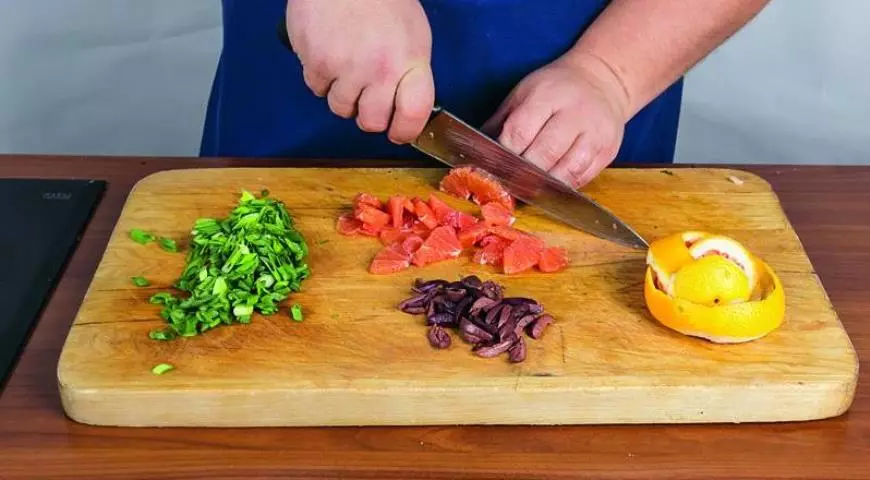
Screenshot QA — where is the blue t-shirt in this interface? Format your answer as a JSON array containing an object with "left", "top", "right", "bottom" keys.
[{"left": 201, "top": 0, "right": 682, "bottom": 164}]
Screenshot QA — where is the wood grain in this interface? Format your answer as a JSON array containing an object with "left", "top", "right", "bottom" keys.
[
  {"left": 0, "top": 155, "right": 867, "bottom": 479},
  {"left": 55, "top": 166, "right": 857, "bottom": 427}
]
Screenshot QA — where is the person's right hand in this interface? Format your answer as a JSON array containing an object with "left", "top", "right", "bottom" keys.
[{"left": 286, "top": 0, "right": 434, "bottom": 144}]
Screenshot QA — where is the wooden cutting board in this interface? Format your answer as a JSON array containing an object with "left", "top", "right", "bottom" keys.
[{"left": 57, "top": 167, "right": 858, "bottom": 427}]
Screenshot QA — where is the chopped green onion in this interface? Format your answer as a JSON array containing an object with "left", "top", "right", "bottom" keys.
[
  {"left": 147, "top": 190, "right": 309, "bottom": 340},
  {"left": 131, "top": 276, "right": 150, "bottom": 287},
  {"left": 158, "top": 237, "right": 179, "bottom": 252},
  {"left": 148, "top": 329, "right": 176, "bottom": 341},
  {"left": 290, "top": 304, "right": 303, "bottom": 322},
  {"left": 151, "top": 363, "right": 175, "bottom": 375},
  {"left": 130, "top": 228, "right": 155, "bottom": 245}
]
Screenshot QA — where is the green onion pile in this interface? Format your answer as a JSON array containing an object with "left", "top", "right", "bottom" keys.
[{"left": 147, "top": 190, "right": 310, "bottom": 340}]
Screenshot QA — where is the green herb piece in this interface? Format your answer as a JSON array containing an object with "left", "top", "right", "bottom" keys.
[
  {"left": 130, "top": 229, "right": 155, "bottom": 245},
  {"left": 131, "top": 276, "right": 150, "bottom": 287},
  {"left": 158, "top": 237, "right": 179, "bottom": 253},
  {"left": 151, "top": 363, "right": 175, "bottom": 375},
  {"left": 147, "top": 190, "right": 310, "bottom": 340},
  {"left": 260, "top": 188, "right": 270, "bottom": 197},
  {"left": 316, "top": 239, "right": 329, "bottom": 245},
  {"left": 290, "top": 304, "right": 303, "bottom": 322},
  {"left": 148, "top": 329, "right": 176, "bottom": 341}
]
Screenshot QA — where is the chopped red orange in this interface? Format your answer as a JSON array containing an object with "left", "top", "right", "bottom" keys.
[
  {"left": 503, "top": 237, "right": 544, "bottom": 274},
  {"left": 369, "top": 243, "right": 411, "bottom": 274},
  {"left": 538, "top": 247, "right": 569, "bottom": 273},
  {"left": 481, "top": 202, "right": 515, "bottom": 227},
  {"left": 413, "top": 199, "right": 439, "bottom": 230},
  {"left": 387, "top": 195, "right": 407, "bottom": 229},
  {"left": 411, "top": 225, "right": 462, "bottom": 267},
  {"left": 354, "top": 204, "right": 391, "bottom": 229}
]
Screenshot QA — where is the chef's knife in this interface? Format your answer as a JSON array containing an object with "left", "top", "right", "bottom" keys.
[
  {"left": 412, "top": 108, "right": 648, "bottom": 249},
  {"left": 275, "top": 18, "right": 646, "bottom": 248}
]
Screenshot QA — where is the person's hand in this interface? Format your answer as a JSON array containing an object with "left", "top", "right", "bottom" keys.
[
  {"left": 286, "top": 0, "right": 434, "bottom": 143},
  {"left": 482, "top": 53, "right": 631, "bottom": 189}
]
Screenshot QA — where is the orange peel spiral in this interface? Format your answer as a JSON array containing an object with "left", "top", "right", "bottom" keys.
[{"left": 643, "top": 231, "right": 786, "bottom": 344}]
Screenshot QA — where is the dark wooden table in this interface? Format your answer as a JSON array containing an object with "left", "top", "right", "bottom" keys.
[{"left": 0, "top": 154, "right": 867, "bottom": 480}]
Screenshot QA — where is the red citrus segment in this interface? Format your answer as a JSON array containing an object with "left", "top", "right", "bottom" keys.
[
  {"left": 354, "top": 204, "right": 391, "bottom": 229},
  {"left": 439, "top": 166, "right": 515, "bottom": 212},
  {"left": 337, "top": 213, "right": 363, "bottom": 236},
  {"left": 427, "top": 195, "right": 455, "bottom": 223},
  {"left": 479, "top": 234, "right": 505, "bottom": 247},
  {"left": 411, "top": 225, "right": 462, "bottom": 267},
  {"left": 354, "top": 192, "right": 382, "bottom": 210},
  {"left": 458, "top": 222, "right": 489, "bottom": 249},
  {"left": 413, "top": 199, "right": 439, "bottom": 230},
  {"left": 369, "top": 243, "right": 411, "bottom": 274},
  {"left": 538, "top": 246, "right": 569, "bottom": 273},
  {"left": 503, "top": 237, "right": 544, "bottom": 274},
  {"left": 488, "top": 225, "right": 543, "bottom": 247},
  {"left": 359, "top": 222, "right": 383, "bottom": 237},
  {"left": 472, "top": 236, "right": 510, "bottom": 266},
  {"left": 410, "top": 221, "right": 431, "bottom": 237},
  {"left": 481, "top": 202, "right": 515, "bottom": 227},
  {"left": 387, "top": 195, "right": 408, "bottom": 229},
  {"left": 401, "top": 235, "right": 425, "bottom": 255},
  {"left": 379, "top": 227, "right": 407, "bottom": 246},
  {"left": 444, "top": 211, "right": 479, "bottom": 230}
]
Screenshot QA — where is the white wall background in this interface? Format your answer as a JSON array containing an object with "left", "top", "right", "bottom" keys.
[
  {"left": 0, "top": 0, "right": 221, "bottom": 157},
  {"left": 0, "top": 0, "right": 867, "bottom": 164}
]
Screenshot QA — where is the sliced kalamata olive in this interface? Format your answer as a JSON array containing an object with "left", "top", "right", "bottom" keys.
[
  {"left": 474, "top": 339, "right": 513, "bottom": 358},
  {"left": 427, "top": 312, "right": 454, "bottom": 326},
  {"left": 514, "top": 314, "right": 536, "bottom": 335},
  {"left": 510, "top": 303, "right": 530, "bottom": 319},
  {"left": 432, "top": 295, "right": 452, "bottom": 313},
  {"left": 471, "top": 315, "right": 498, "bottom": 335},
  {"left": 398, "top": 293, "right": 429, "bottom": 311},
  {"left": 469, "top": 297, "right": 498, "bottom": 315},
  {"left": 481, "top": 281, "right": 503, "bottom": 301},
  {"left": 501, "top": 297, "right": 538, "bottom": 307},
  {"left": 496, "top": 305, "right": 514, "bottom": 329},
  {"left": 460, "top": 317, "right": 494, "bottom": 343},
  {"left": 445, "top": 287, "right": 467, "bottom": 302},
  {"left": 497, "top": 320, "right": 516, "bottom": 341},
  {"left": 461, "top": 275, "right": 483, "bottom": 291},
  {"left": 413, "top": 279, "right": 447, "bottom": 294},
  {"left": 508, "top": 337, "right": 526, "bottom": 363},
  {"left": 485, "top": 304, "right": 504, "bottom": 325},
  {"left": 428, "top": 325, "right": 451, "bottom": 349},
  {"left": 453, "top": 297, "right": 473, "bottom": 323},
  {"left": 426, "top": 299, "right": 437, "bottom": 318},
  {"left": 528, "top": 314, "right": 554, "bottom": 339},
  {"left": 460, "top": 331, "right": 484, "bottom": 345},
  {"left": 500, "top": 331, "right": 519, "bottom": 346}
]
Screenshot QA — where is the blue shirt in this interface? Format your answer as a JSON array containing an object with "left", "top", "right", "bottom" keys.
[{"left": 201, "top": 0, "right": 682, "bottom": 164}]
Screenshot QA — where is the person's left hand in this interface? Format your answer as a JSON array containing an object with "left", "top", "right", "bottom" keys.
[{"left": 482, "top": 53, "right": 630, "bottom": 189}]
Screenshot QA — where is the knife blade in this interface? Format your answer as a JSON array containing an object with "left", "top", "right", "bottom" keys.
[{"left": 412, "top": 107, "right": 648, "bottom": 249}]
